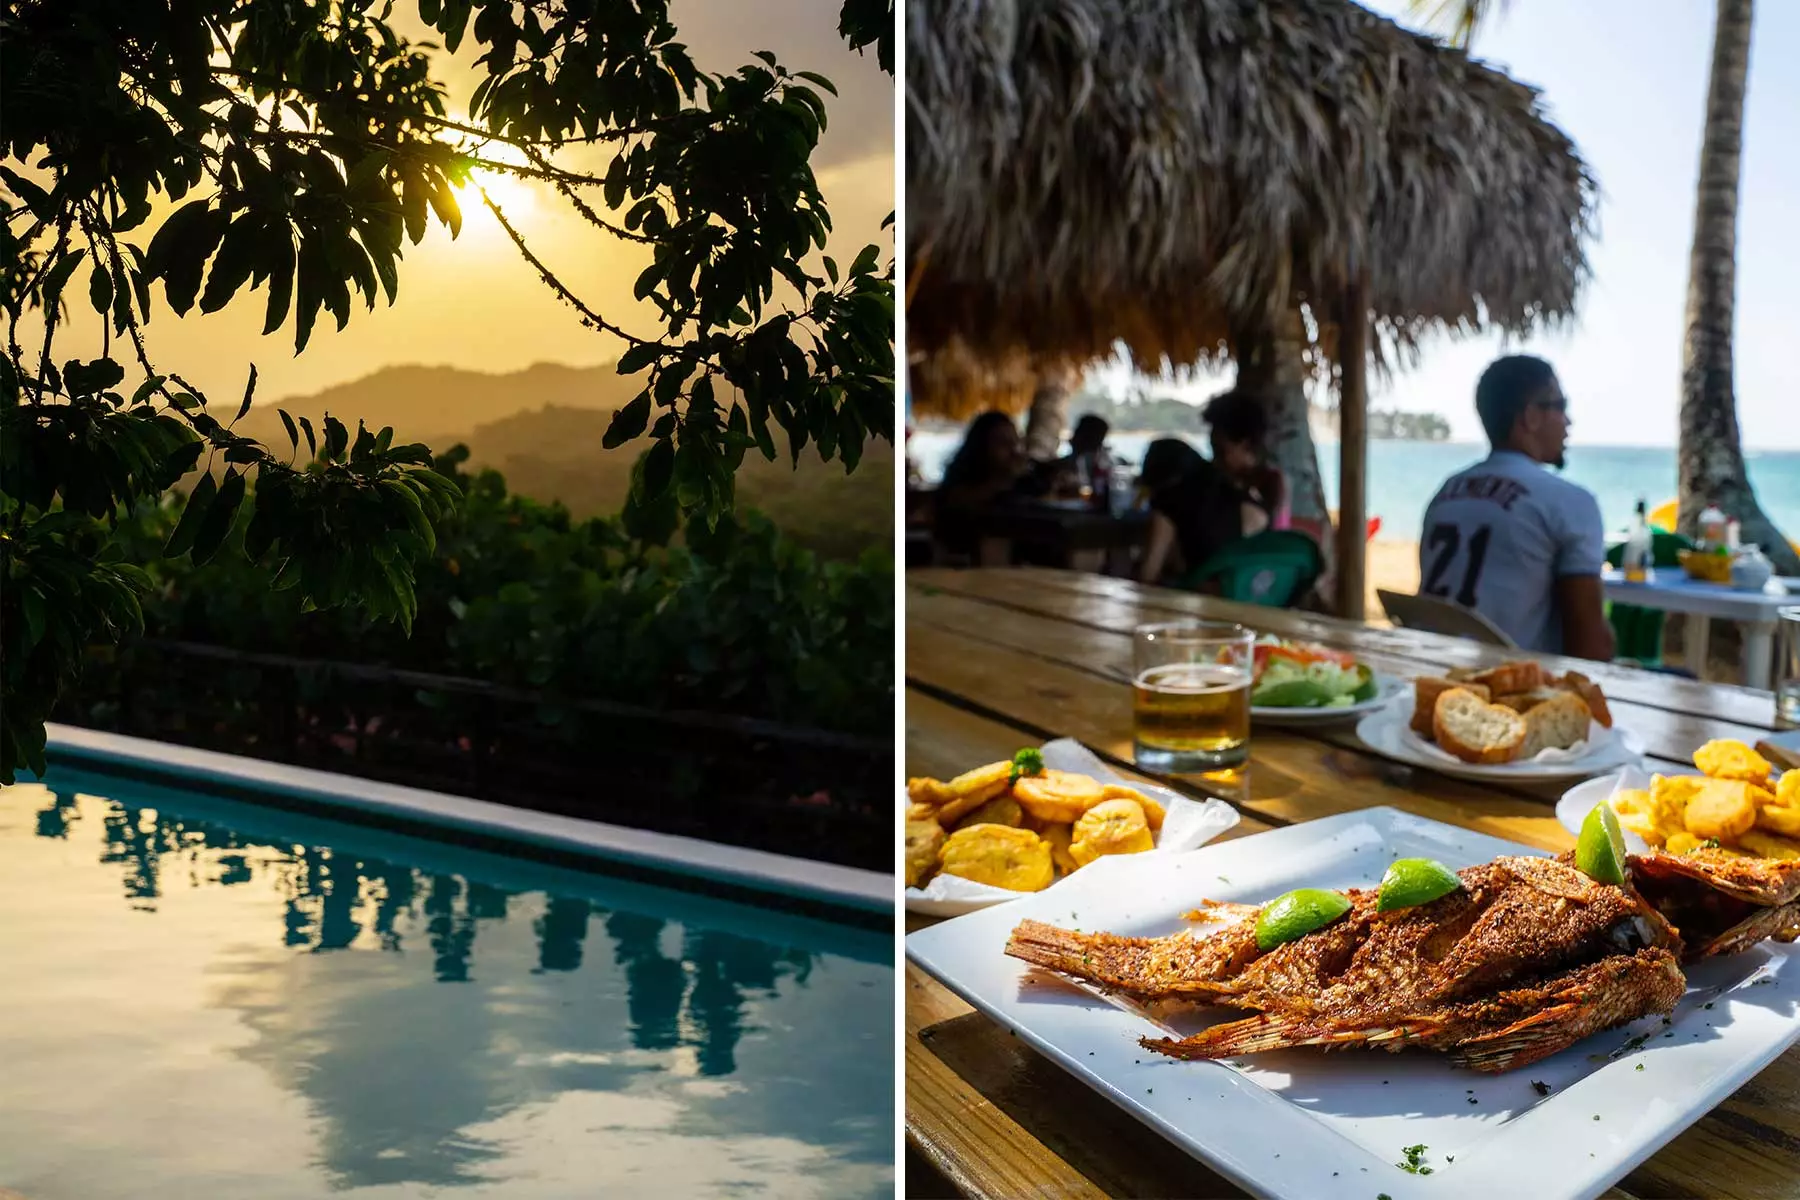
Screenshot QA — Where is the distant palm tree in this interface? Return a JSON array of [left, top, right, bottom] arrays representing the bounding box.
[[1416, 0, 1795, 571]]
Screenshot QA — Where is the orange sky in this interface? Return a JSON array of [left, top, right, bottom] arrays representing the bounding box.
[[44, 2, 893, 408]]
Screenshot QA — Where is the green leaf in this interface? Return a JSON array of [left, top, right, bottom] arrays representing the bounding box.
[[616, 342, 661, 375], [19, 588, 46, 651], [38, 248, 86, 310], [794, 70, 839, 97], [131, 374, 167, 406], [0, 164, 53, 218], [62, 358, 125, 396], [639, 438, 674, 501], [278, 409, 299, 448], [604, 390, 652, 449], [191, 469, 246, 565], [236, 365, 257, 421], [88, 261, 112, 314], [163, 471, 217, 557]]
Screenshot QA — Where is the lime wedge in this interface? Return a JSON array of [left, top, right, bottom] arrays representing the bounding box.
[[1378, 858, 1463, 911], [1254, 888, 1353, 951], [1577, 802, 1629, 886]]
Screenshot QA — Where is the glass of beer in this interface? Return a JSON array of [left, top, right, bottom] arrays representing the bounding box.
[[1132, 621, 1254, 770]]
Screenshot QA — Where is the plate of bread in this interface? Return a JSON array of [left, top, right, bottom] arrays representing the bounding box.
[[1355, 659, 1644, 780]]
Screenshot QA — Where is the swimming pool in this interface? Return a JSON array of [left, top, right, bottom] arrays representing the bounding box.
[[0, 751, 893, 1199]]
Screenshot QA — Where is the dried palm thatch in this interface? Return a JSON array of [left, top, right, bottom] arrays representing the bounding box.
[[906, 0, 1596, 379]]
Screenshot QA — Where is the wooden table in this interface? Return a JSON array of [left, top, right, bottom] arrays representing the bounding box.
[[970, 503, 1148, 573], [905, 566, 1800, 1200]]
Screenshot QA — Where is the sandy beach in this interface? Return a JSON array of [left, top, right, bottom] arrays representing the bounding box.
[[1363, 539, 1421, 624]]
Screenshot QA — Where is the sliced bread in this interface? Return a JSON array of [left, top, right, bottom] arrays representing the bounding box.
[[1556, 671, 1613, 729], [1413, 676, 1490, 736], [1518, 691, 1594, 760], [1432, 688, 1528, 764], [1463, 660, 1551, 696], [1492, 687, 1565, 714]]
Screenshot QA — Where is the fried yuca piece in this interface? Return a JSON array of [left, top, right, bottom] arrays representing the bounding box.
[[953, 793, 1024, 833], [1666, 831, 1704, 855], [1779, 770, 1800, 808], [1610, 789, 1665, 846], [1013, 769, 1107, 823], [906, 801, 937, 822], [1040, 822, 1080, 875], [1069, 799, 1155, 867], [1650, 774, 1704, 832], [1101, 784, 1166, 831], [905, 819, 946, 888], [1738, 829, 1800, 860], [1694, 739, 1772, 784], [1756, 802, 1800, 838], [1684, 779, 1759, 842], [938, 824, 1054, 892]]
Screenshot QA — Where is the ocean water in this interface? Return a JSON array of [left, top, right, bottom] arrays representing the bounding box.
[[908, 431, 1800, 545]]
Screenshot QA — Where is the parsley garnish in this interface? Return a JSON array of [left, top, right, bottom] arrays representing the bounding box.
[[1009, 747, 1045, 785]]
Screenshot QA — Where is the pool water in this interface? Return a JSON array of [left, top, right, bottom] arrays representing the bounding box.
[[0, 769, 893, 1199]]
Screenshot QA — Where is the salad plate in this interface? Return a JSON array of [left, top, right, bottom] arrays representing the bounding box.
[[1248, 637, 1401, 724]]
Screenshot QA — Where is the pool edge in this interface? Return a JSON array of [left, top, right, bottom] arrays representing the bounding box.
[[43, 723, 893, 917]]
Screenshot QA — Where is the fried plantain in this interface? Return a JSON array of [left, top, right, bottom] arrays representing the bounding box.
[[953, 793, 1024, 833], [1694, 739, 1772, 785], [938, 824, 1054, 892], [1039, 822, 1080, 875], [905, 818, 946, 888], [1013, 769, 1107, 823], [1101, 784, 1166, 830], [1069, 799, 1155, 867]]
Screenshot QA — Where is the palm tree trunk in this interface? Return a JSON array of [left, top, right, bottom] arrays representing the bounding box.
[[1678, 0, 1796, 571], [1022, 368, 1075, 461]]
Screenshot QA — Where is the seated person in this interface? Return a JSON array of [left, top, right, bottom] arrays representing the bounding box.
[[1419, 355, 1615, 661], [1136, 392, 1288, 584], [1202, 389, 1288, 532], [932, 410, 1029, 560], [1031, 414, 1117, 504]]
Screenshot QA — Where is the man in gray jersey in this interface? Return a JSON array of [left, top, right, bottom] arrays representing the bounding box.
[[1418, 356, 1616, 661]]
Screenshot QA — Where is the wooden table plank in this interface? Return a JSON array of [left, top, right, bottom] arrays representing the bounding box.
[[907, 580, 1757, 777], [913, 566, 1781, 730], [904, 570, 1800, 1200]]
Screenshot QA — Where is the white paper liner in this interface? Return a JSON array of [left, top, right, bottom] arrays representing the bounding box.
[[904, 738, 1241, 916]]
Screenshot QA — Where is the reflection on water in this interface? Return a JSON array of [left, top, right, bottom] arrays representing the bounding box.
[[0, 778, 893, 1199]]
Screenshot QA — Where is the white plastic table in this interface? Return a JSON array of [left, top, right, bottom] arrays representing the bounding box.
[[1602, 569, 1797, 688]]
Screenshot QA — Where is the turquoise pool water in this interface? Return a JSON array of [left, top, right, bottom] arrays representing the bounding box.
[[0, 768, 893, 1199]]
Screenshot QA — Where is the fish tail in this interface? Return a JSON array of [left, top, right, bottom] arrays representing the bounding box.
[[1448, 1003, 1585, 1073], [1004, 919, 1157, 992]]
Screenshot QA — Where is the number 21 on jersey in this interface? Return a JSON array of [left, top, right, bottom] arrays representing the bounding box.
[[1422, 522, 1491, 608]]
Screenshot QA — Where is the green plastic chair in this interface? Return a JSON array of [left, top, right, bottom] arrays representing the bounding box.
[[1603, 531, 1694, 666], [1178, 530, 1324, 608]]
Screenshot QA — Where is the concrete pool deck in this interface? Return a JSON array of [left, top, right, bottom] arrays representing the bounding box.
[[43, 723, 893, 918]]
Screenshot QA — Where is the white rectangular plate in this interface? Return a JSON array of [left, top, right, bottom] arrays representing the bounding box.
[[906, 807, 1800, 1200]]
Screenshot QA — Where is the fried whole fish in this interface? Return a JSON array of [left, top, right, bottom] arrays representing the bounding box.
[[1004, 851, 1796, 1073]]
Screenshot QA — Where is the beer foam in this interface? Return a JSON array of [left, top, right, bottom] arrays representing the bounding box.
[[1136, 663, 1249, 693]]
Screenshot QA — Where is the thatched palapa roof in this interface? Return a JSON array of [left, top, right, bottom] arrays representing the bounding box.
[[906, 0, 1597, 377]]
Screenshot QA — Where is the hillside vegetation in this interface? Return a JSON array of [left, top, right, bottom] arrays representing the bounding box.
[[238, 363, 893, 559]]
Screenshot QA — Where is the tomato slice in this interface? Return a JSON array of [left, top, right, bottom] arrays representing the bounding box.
[[1254, 640, 1358, 678]]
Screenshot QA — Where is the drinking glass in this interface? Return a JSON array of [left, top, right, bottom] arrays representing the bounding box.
[[1132, 621, 1255, 770], [1777, 607, 1800, 727]]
